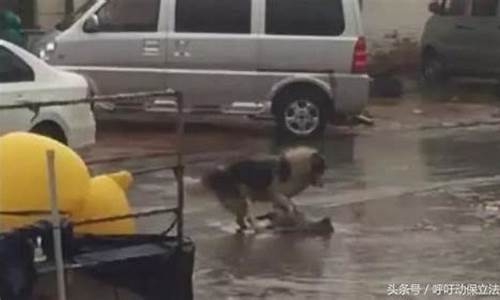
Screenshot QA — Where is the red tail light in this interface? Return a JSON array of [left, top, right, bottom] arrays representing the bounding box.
[[352, 37, 368, 74]]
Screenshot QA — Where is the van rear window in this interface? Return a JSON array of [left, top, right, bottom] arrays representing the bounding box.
[[176, 0, 251, 34], [266, 0, 345, 36]]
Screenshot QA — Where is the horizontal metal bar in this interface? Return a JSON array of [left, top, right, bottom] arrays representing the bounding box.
[[85, 150, 179, 166], [0, 210, 68, 216], [0, 207, 176, 223], [131, 165, 177, 176], [0, 90, 179, 110], [127, 150, 252, 176], [113, 150, 254, 177]]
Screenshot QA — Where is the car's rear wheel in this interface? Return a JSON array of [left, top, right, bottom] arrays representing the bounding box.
[[275, 90, 329, 138], [422, 53, 448, 86], [30, 122, 67, 145]]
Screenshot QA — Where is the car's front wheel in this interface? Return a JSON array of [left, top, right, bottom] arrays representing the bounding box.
[[275, 91, 329, 138]]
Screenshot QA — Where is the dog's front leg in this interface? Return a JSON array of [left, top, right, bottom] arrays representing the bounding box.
[[245, 198, 264, 233], [236, 213, 248, 232]]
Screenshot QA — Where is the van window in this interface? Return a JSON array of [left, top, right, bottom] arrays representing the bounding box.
[[95, 0, 160, 32], [176, 0, 251, 34], [443, 0, 468, 15], [0, 47, 34, 83], [266, 0, 345, 36], [472, 0, 498, 16]]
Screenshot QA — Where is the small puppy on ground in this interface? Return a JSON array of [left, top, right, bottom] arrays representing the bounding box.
[[186, 146, 326, 232], [256, 209, 334, 235]]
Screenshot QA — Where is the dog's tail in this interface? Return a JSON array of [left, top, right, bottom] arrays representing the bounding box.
[[184, 176, 206, 195], [184, 176, 220, 203]]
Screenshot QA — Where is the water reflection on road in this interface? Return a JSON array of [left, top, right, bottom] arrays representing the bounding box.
[[89, 120, 500, 299]]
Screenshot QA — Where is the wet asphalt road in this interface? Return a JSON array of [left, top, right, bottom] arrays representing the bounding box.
[[87, 115, 500, 300]]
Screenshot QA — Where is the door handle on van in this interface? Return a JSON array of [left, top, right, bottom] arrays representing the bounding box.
[[455, 24, 475, 30], [143, 39, 160, 56], [174, 40, 191, 57]]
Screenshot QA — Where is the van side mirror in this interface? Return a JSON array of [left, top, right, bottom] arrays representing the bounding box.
[[428, 2, 443, 14], [83, 14, 100, 33]]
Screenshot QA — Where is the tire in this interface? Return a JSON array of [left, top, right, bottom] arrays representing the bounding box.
[[30, 122, 67, 145], [422, 53, 448, 86], [274, 90, 329, 138]]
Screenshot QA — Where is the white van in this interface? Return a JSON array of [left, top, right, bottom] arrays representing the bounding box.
[[36, 0, 369, 137]]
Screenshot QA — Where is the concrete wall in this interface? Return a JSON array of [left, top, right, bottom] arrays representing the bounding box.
[[35, 0, 86, 28], [363, 0, 430, 50], [362, 0, 431, 74], [36, 0, 65, 29]]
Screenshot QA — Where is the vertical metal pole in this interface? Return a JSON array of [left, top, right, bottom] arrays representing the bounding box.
[[175, 92, 185, 244], [65, 0, 74, 16], [46, 150, 67, 300]]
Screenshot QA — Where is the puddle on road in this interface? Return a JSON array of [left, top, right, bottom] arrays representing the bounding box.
[[192, 188, 500, 300], [116, 123, 500, 299]]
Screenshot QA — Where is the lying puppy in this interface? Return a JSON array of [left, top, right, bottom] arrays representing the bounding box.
[[256, 209, 334, 235], [186, 146, 326, 231]]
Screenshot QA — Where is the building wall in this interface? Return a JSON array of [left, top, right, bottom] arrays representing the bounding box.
[[362, 0, 431, 73], [35, 0, 86, 28], [36, 0, 64, 29], [363, 0, 430, 50]]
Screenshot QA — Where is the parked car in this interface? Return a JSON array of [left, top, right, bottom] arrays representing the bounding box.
[[34, 0, 369, 138], [0, 40, 96, 148], [421, 0, 500, 84]]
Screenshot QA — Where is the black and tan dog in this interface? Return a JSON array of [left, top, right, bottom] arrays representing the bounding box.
[[186, 146, 326, 231]]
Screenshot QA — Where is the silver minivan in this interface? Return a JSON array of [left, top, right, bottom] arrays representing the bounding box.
[[422, 0, 500, 84], [36, 0, 369, 137]]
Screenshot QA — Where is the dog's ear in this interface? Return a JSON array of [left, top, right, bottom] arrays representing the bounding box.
[[278, 155, 292, 182], [311, 152, 326, 175]]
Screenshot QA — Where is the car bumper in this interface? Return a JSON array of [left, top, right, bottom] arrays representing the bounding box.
[[67, 123, 96, 149], [333, 73, 370, 115], [65, 110, 96, 149]]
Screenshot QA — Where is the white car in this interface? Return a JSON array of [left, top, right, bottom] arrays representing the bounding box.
[[0, 40, 95, 148]]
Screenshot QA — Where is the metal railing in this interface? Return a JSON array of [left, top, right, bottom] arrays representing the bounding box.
[[0, 89, 186, 242]]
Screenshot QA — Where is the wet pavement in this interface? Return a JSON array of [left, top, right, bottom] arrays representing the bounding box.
[[85, 99, 500, 299]]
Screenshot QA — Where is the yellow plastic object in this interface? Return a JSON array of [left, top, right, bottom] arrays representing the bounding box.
[[0, 132, 137, 235], [74, 171, 136, 235], [0, 132, 90, 230]]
